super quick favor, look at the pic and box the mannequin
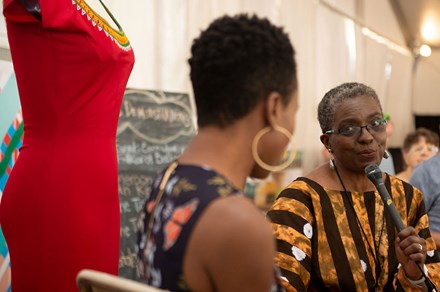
[2,0,134,290]
[18,0,116,25]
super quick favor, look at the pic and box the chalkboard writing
[117,89,196,279]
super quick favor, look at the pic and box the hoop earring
[252,125,296,172]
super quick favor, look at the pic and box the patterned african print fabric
[0,110,22,292]
[73,0,131,50]
[267,174,440,291]
[137,163,285,292]
[0,110,23,196]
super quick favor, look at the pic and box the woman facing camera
[137,14,299,292]
[268,82,440,291]
[396,128,439,182]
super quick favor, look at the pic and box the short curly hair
[402,127,439,152]
[318,82,382,133]
[189,14,297,128]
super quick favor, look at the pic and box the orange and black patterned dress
[267,175,440,291]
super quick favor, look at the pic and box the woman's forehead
[332,96,382,122]
[410,136,428,146]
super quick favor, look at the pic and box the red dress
[0,0,134,291]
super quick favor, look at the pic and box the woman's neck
[332,161,377,193]
[178,129,255,192]
[397,168,412,182]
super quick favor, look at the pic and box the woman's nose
[358,126,375,142]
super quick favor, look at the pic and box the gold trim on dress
[73,0,131,51]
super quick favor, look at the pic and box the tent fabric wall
[413,53,440,115]
[100,0,412,172]
[0,2,7,48]
[0,0,415,171]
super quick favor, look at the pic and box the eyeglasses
[324,119,387,137]
[411,145,439,154]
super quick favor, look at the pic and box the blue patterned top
[136,162,284,291]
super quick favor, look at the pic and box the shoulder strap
[143,161,179,280]
[18,0,41,21]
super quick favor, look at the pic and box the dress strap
[18,0,41,20]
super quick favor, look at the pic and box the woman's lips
[358,150,376,158]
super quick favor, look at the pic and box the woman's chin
[358,155,381,167]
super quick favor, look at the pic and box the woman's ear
[320,134,330,150]
[264,91,283,126]
[401,149,409,165]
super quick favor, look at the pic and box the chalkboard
[117,89,196,279]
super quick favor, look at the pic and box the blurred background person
[136,14,299,292]
[410,124,440,249]
[268,82,440,291]
[379,113,396,175]
[396,128,439,181]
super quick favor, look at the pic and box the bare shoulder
[184,195,275,292]
[194,195,274,254]
[307,163,330,182]
[208,195,272,231]
[304,163,340,189]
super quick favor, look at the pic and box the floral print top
[137,162,285,291]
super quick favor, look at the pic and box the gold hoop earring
[252,125,296,172]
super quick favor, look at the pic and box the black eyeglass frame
[324,119,388,137]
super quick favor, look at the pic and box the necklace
[332,160,385,290]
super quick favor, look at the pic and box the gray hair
[317,82,383,133]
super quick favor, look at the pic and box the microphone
[365,164,436,291]
[364,164,404,231]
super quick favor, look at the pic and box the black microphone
[365,164,404,231]
[365,164,436,291]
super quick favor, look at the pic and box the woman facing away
[137,14,299,292]
[1,0,134,291]
[268,82,440,291]
[396,128,439,182]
